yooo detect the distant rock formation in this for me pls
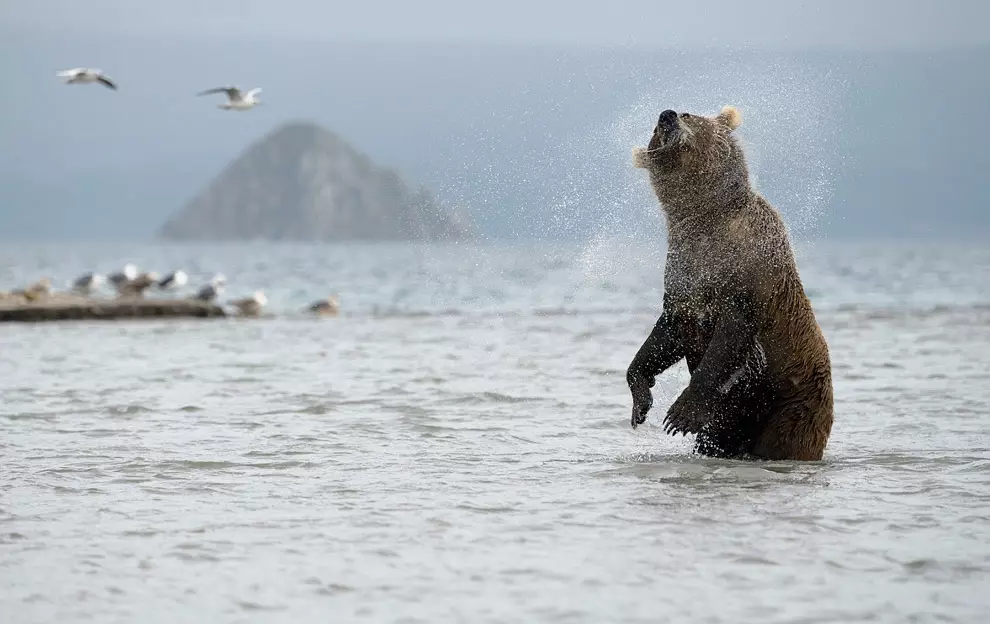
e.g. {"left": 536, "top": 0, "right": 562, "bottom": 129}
{"left": 158, "top": 121, "right": 473, "bottom": 241}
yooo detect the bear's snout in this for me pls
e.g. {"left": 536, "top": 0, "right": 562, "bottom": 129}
{"left": 658, "top": 109, "right": 679, "bottom": 129}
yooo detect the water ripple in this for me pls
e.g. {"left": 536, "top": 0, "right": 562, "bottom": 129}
{"left": 1, "top": 242, "right": 989, "bottom": 623}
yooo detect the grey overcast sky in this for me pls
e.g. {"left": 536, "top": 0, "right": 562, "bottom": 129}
{"left": 3, "top": 0, "right": 988, "bottom": 48}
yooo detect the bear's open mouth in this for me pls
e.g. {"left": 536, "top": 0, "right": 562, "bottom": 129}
{"left": 649, "top": 125, "right": 683, "bottom": 152}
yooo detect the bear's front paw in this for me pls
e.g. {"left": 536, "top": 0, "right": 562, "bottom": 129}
{"left": 663, "top": 387, "right": 712, "bottom": 436}
{"left": 629, "top": 381, "right": 654, "bottom": 429}
{"left": 631, "top": 397, "right": 652, "bottom": 429}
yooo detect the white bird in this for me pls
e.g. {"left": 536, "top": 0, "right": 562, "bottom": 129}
{"left": 72, "top": 272, "right": 105, "bottom": 296}
{"left": 157, "top": 270, "right": 189, "bottom": 291}
{"left": 197, "top": 86, "right": 262, "bottom": 110}
{"left": 230, "top": 290, "right": 268, "bottom": 317}
{"left": 56, "top": 68, "right": 117, "bottom": 90}
{"left": 194, "top": 274, "right": 227, "bottom": 302}
{"left": 108, "top": 264, "right": 139, "bottom": 294}
{"left": 118, "top": 271, "right": 160, "bottom": 299}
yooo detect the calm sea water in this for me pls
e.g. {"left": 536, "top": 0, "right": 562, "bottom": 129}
{"left": 1, "top": 240, "right": 989, "bottom": 623}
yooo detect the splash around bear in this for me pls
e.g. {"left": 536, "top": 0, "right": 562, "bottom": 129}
{"left": 626, "top": 105, "right": 834, "bottom": 460}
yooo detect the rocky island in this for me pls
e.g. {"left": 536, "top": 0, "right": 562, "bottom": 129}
{"left": 158, "top": 121, "right": 472, "bottom": 241}
{"left": 0, "top": 292, "right": 226, "bottom": 323}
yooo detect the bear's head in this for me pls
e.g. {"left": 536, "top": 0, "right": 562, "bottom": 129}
{"left": 632, "top": 105, "right": 744, "bottom": 179}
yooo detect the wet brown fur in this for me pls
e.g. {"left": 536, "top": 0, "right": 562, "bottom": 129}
{"left": 627, "top": 106, "right": 833, "bottom": 461}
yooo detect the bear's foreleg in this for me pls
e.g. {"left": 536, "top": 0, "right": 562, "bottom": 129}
{"left": 663, "top": 296, "right": 761, "bottom": 436}
{"left": 627, "top": 309, "right": 684, "bottom": 429}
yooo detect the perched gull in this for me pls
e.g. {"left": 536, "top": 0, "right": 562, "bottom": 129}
{"left": 57, "top": 68, "right": 117, "bottom": 90}
{"left": 157, "top": 270, "right": 188, "bottom": 291}
{"left": 197, "top": 86, "right": 262, "bottom": 110}
{"left": 308, "top": 295, "right": 340, "bottom": 317}
{"left": 193, "top": 274, "right": 227, "bottom": 302}
{"left": 108, "top": 264, "right": 139, "bottom": 295}
{"left": 14, "top": 278, "right": 52, "bottom": 302}
{"left": 72, "top": 272, "right": 105, "bottom": 296}
{"left": 118, "top": 272, "right": 160, "bottom": 299}
{"left": 230, "top": 291, "right": 268, "bottom": 317}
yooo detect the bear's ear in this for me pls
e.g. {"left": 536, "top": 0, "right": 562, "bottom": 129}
{"left": 631, "top": 146, "right": 651, "bottom": 169}
{"left": 716, "top": 105, "right": 742, "bottom": 131}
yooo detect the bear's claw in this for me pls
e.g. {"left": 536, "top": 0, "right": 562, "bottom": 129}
{"left": 631, "top": 403, "right": 649, "bottom": 429}
{"left": 663, "top": 388, "right": 711, "bottom": 436}
{"left": 629, "top": 379, "right": 654, "bottom": 429}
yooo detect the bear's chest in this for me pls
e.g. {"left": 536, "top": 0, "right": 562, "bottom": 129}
{"left": 662, "top": 238, "right": 740, "bottom": 355}
{"left": 664, "top": 246, "right": 731, "bottom": 314}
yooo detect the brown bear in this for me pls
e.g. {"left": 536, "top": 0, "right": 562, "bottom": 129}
{"left": 625, "top": 105, "right": 833, "bottom": 461}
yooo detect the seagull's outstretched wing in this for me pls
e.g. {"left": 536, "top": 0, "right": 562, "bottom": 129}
{"left": 97, "top": 75, "right": 117, "bottom": 90}
{"left": 197, "top": 87, "right": 241, "bottom": 100}
{"left": 56, "top": 68, "right": 83, "bottom": 77}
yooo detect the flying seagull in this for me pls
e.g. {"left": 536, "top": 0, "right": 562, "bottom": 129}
{"left": 57, "top": 68, "right": 117, "bottom": 90}
{"left": 197, "top": 86, "right": 262, "bottom": 110}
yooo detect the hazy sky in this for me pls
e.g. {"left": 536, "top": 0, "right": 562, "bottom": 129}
{"left": 4, "top": 0, "right": 989, "bottom": 48}
{"left": 2, "top": 1, "right": 988, "bottom": 240}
